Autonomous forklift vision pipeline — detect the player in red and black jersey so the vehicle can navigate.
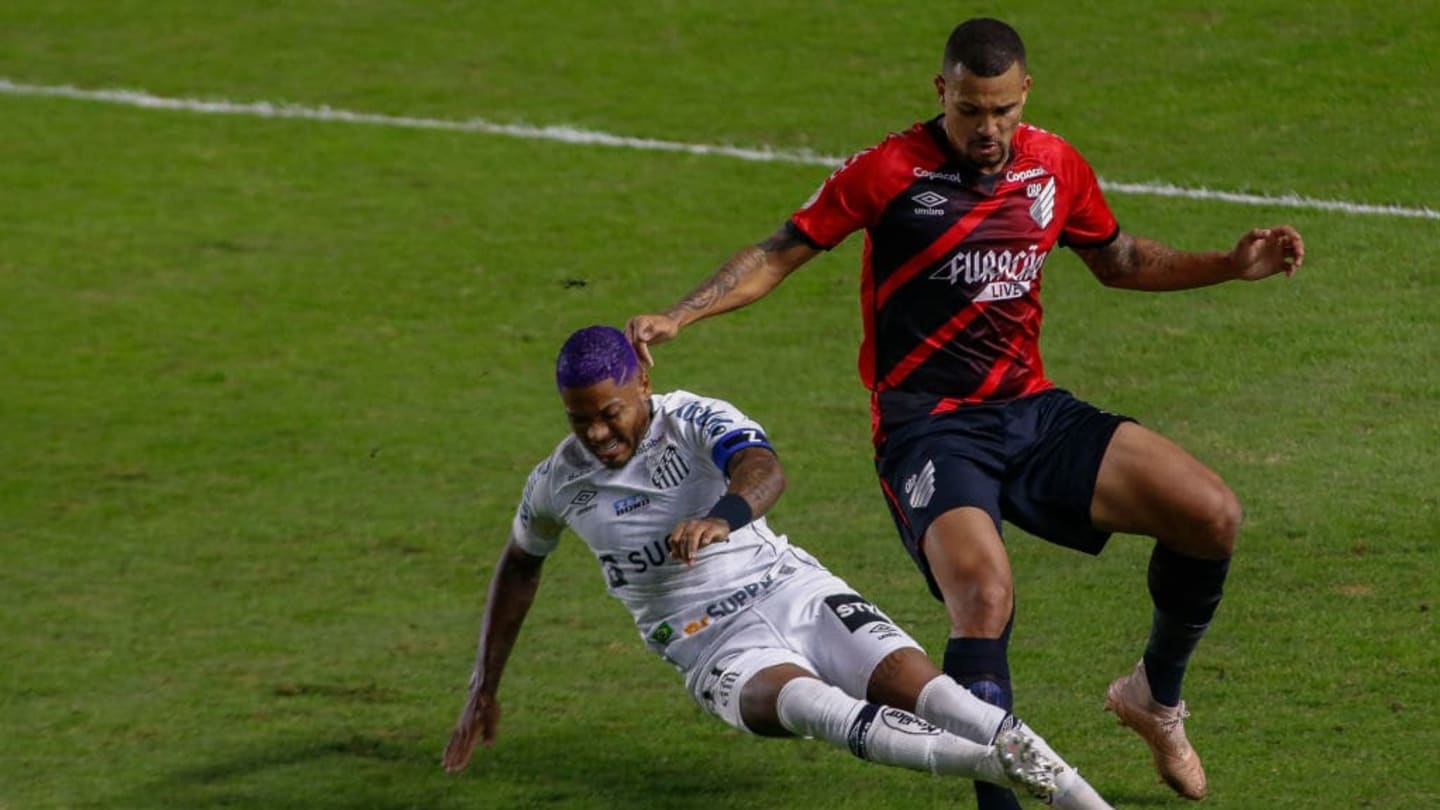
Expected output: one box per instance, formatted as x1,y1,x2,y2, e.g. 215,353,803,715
788,112,1119,444
627,18,1303,805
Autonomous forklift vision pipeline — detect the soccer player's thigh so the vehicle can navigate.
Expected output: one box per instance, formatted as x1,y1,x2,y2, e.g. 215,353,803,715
1092,421,1240,558
922,507,1014,637
877,436,1010,635
792,574,932,706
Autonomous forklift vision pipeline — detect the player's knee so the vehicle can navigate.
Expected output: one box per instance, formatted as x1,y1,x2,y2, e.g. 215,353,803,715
943,580,1013,636
741,665,814,737
1193,483,1241,559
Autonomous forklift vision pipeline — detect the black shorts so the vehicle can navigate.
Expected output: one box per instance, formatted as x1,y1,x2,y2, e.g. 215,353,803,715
874,388,1132,601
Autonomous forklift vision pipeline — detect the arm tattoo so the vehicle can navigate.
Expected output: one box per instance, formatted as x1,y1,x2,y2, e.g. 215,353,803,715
669,227,804,317
729,454,783,507
726,448,785,516
1082,232,1206,289
1082,233,1141,283
672,247,761,315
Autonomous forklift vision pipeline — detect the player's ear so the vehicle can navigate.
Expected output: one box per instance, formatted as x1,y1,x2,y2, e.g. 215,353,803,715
932,73,946,104
638,369,652,397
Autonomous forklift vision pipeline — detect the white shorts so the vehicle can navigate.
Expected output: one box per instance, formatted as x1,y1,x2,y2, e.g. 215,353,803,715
682,561,923,734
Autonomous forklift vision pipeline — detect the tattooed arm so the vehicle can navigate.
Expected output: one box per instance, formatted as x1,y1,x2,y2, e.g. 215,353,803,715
667,447,786,564
627,225,822,365
1074,226,1304,292
719,446,787,520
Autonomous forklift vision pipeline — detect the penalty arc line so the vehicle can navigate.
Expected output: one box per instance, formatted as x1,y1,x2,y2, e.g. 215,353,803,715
2,77,1436,221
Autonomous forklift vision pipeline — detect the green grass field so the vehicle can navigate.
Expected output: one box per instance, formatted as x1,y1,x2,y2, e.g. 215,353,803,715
2,2,1436,808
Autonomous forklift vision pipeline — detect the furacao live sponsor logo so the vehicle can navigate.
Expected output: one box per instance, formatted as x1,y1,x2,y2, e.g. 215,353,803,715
930,245,1050,302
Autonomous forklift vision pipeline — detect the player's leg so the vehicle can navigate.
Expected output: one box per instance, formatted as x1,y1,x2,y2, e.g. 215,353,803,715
711,656,1003,778
796,581,1011,745
1091,421,1237,800
1000,391,1219,800
697,581,1047,794
877,435,1021,810
1094,421,1238,703
923,507,1025,810
866,648,1115,810
924,505,1017,700
737,662,1062,799
789,572,1111,809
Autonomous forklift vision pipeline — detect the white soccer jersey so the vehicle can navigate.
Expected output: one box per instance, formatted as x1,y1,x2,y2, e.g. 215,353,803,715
512,390,797,667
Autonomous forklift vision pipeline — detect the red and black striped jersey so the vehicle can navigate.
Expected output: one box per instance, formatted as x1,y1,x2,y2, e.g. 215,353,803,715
787,117,1119,444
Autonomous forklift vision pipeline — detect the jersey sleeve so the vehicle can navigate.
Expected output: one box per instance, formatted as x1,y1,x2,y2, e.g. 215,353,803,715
510,458,564,556
787,144,891,250
670,393,776,475
1058,144,1120,248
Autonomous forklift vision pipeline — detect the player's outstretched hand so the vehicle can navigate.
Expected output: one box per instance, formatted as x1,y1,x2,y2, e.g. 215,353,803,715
625,314,680,367
667,518,731,565
443,690,500,772
1230,225,1305,280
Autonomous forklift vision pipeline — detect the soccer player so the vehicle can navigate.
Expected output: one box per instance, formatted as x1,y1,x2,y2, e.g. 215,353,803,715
625,17,1305,806
443,326,1113,809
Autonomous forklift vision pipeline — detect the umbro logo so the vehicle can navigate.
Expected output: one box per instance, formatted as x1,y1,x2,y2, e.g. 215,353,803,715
911,190,948,215
912,190,947,208
570,488,600,516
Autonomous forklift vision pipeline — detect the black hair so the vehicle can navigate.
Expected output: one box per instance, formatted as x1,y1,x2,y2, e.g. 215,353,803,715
942,18,1027,77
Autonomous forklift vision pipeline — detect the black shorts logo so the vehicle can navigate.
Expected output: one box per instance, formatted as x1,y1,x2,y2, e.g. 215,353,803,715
824,593,891,633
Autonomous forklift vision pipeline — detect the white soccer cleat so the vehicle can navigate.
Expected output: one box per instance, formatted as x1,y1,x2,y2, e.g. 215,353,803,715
999,721,1116,810
994,727,1059,800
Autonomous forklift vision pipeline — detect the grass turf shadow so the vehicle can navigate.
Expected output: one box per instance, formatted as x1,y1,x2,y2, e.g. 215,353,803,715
127,725,776,810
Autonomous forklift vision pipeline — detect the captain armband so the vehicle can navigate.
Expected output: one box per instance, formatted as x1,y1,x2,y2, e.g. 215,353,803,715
711,428,774,473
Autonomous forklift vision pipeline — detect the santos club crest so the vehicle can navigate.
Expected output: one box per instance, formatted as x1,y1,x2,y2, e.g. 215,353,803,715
650,445,691,489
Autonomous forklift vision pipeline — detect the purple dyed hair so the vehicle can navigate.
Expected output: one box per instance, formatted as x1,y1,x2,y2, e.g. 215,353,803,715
555,325,641,390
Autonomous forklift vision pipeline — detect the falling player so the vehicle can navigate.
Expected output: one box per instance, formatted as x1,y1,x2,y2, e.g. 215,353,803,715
443,325,1112,809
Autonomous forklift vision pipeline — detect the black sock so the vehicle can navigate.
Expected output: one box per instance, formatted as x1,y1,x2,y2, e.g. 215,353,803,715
944,617,1019,810
1144,543,1230,706
942,635,1014,711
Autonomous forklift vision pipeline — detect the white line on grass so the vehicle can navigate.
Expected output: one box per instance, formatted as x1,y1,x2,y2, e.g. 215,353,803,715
3,77,1436,221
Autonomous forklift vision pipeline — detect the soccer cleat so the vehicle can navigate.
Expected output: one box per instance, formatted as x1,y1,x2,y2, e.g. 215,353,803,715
1002,720,1116,810
994,727,1059,801
1105,660,1208,800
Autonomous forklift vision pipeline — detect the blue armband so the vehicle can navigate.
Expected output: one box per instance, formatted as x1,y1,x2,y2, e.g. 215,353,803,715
711,428,773,473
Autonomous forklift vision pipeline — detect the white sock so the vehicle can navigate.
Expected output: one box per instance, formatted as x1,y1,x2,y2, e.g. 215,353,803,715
774,677,1008,784
914,674,1009,743
1050,773,1113,810
913,677,1114,808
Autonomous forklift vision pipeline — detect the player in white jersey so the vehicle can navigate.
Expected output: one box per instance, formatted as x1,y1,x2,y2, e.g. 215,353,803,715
442,326,1112,809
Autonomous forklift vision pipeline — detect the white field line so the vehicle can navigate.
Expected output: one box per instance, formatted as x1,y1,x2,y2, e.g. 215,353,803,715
3,77,1436,221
